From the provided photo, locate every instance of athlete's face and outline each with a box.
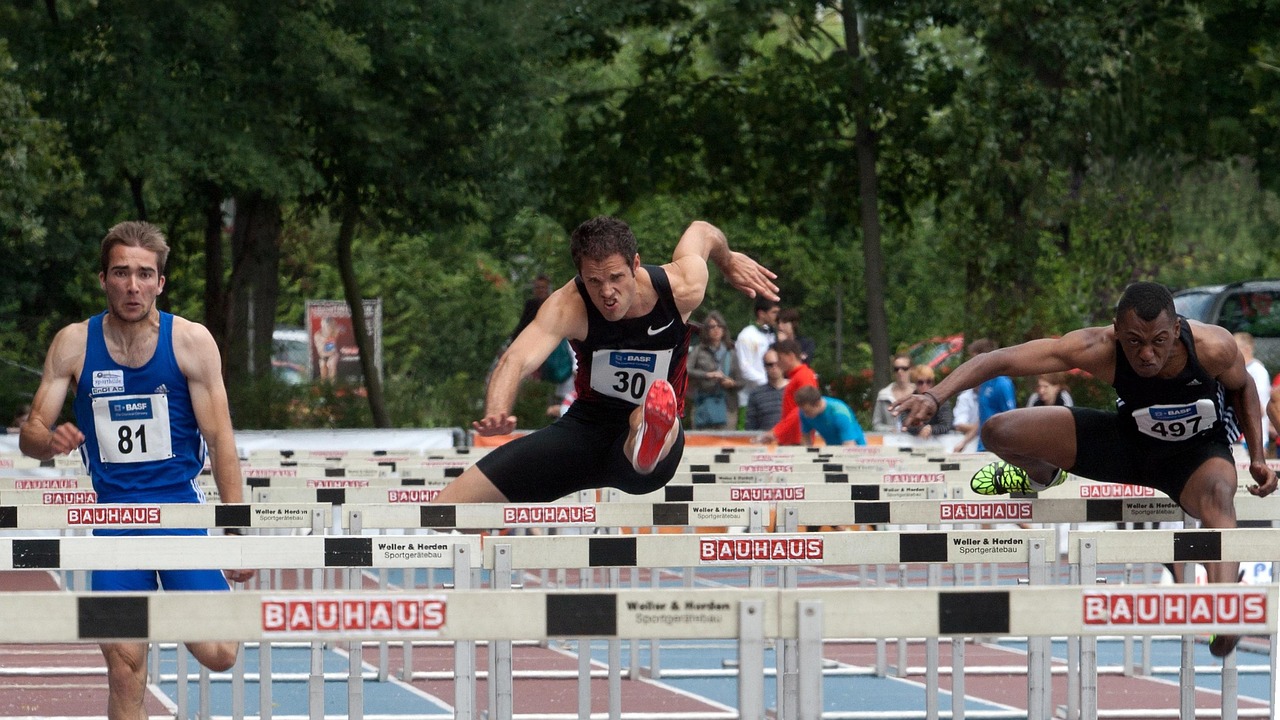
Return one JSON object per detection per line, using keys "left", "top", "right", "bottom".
{"left": 1115, "top": 308, "right": 1179, "bottom": 378}
{"left": 578, "top": 253, "right": 640, "bottom": 321}
{"left": 100, "top": 245, "right": 165, "bottom": 324}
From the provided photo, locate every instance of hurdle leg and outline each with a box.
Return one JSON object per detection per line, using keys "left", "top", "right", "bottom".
{"left": 491, "top": 545, "right": 515, "bottom": 720}
{"left": 176, "top": 645, "right": 190, "bottom": 720}
{"left": 1078, "top": 538, "right": 1098, "bottom": 720}
{"left": 796, "top": 600, "right": 824, "bottom": 720}
{"left": 1221, "top": 649, "right": 1238, "bottom": 720}
{"left": 452, "top": 543, "right": 476, "bottom": 720}
{"left": 739, "top": 599, "right": 766, "bottom": 720}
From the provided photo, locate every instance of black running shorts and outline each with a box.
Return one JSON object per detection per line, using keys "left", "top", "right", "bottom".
{"left": 477, "top": 401, "right": 686, "bottom": 503}
{"left": 1068, "top": 407, "right": 1234, "bottom": 508}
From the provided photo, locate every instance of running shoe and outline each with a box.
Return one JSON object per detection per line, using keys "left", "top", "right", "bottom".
{"left": 1210, "top": 634, "right": 1240, "bottom": 658}
{"left": 970, "top": 461, "right": 1066, "bottom": 495}
{"left": 632, "top": 379, "right": 677, "bottom": 474}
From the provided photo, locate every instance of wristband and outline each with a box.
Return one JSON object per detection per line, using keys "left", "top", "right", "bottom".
{"left": 916, "top": 390, "right": 940, "bottom": 407}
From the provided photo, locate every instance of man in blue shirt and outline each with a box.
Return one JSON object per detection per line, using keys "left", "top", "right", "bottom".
{"left": 795, "top": 385, "right": 867, "bottom": 446}
{"left": 969, "top": 338, "right": 1017, "bottom": 451}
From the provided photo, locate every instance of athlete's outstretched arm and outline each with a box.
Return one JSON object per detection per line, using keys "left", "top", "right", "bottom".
{"left": 20, "top": 323, "right": 88, "bottom": 460}
{"left": 666, "top": 221, "right": 779, "bottom": 317}
{"left": 477, "top": 287, "right": 586, "bottom": 436}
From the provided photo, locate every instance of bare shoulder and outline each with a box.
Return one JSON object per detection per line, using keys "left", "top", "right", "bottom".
{"left": 1056, "top": 325, "right": 1117, "bottom": 376}
{"left": 537, "top": 282, "right": 589, "bottom": 340}
{"left": 46, "top": 321, "right": 90, "bottom": 377}
{"left": 171, "top": 316, "right": 223, "bottom": 378}
{"left": 1186, "top": 319, "right": 1237, "bottom": 373}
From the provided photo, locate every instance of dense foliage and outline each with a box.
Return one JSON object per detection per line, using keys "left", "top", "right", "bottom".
{"left": 2, "top": 2, "right": 1279, "bottom": 429}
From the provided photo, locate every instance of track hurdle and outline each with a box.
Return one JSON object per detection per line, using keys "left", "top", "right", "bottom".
{"left": 0, "top": 533, "right": 479, "bottom": 720}
{"left": 1070, "top": 527, "right": 1280, "bottom": 720}
{"left": 3, "top": 584, "right": 1269, "bottom": 720}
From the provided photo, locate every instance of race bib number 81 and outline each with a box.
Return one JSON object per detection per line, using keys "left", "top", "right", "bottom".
{"left": 92, "top": 393, "right": 175, "bottom": 463}
{"left": 590, "top": 349, "right": 673, "bottom": 403}
{"left": 1132, "top": 399, "right": 1217, "bottom": 441}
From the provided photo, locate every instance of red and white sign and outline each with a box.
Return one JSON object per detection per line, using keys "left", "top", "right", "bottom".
{"left": 1079, "top": 484, "right": 1156, "bottom": 498}
{"left": 67, "top": 506, "right": 161, "bottom": 526}
{"left": 883, "top": 472, "right": 945, "bottom": 484}
{"left": 306, "top": 479, "right": 370, "bottom": 488}
{"left": 43, "top": 491, "right": 97, "bottom": 505}
{"left": 1083, "top": 590, "right": 1267, "bottom": 627}
{"left": 15, "top": 479, "right": 81, "bottom": 489}
{"left": 503, "top": 505, "right": 596, "bottom": 525}
{"left": 699, "top": 536, "right": 824, "bottom": 564}
{"left": 940, "top": 502, "right": 1033, "bottom": 521}
{"left": 738, "top": 464, "right": 794, "bottom": 473}
{"left": 729, "top": 486, "right": 805, "bottom": 502}
{"left": 263, "top": 595, "right": 446, "bottom": 635}
{"left": 387, "top": 489, "right": 441, "bottom": 503}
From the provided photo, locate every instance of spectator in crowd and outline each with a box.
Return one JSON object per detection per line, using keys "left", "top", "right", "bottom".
{"left": 734, "top": 297, "right": 779, "bottom": 417}
{"left": 905, "top": 365, "right": 952, "bottom": 440}
{"left": 1235, "top": 332, "right": 1273, "bottom": 451}
{"left": 872, "top": 353, "right": 915, "bottom": 432}
{"left": 775, "top": 307, "right": 816, "bottom": 364}
{"left": 951, "top": 387, "right": 980, "bottom": 452}
{"left": 1025, "top": 372, "right": 1074, "bottom": 408}
{"left": 752, "top": 339, "right": 818, "bottom": 445}
{"left": 686, "top": 310, "right": 742, "bottom": 429}
{"left": 745, "top": 349, "right": 787, "bottom": 431}
{"left": 795, "top": 385, "right": 867, "bottom": 446}
{"left": 946, "top": 338, "right": 1016, "bottom": 451}
{"left": 511, "top": 274, "right": 551, "bottom": 341}
{"left": 1270, "top": 385, "right": 1280, "bottom": 458}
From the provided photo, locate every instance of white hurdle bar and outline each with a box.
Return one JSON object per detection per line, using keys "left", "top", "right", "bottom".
{"left": 0, "top": 585, "right": 1272, "bottom": 720}
{"left": 1070, "top": 528, "right": 1280, "bottom": 720}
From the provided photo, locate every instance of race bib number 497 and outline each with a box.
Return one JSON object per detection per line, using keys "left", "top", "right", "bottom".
{"left": 1132, "top": 399, "right": 1217, "bottom": 441}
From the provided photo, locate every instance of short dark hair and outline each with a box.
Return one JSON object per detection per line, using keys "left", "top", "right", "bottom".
{"left": 966, "top": 337, "right": 997, "bottom": 356}
{"left": 101, "top": 221, "right": 169, "bottom": 275}
{"left": 772, "top": 338, "right": 803, "bottom": 357}
{"left": 754, "top": 296, "right": 779, "bottom": 316}
{"left": 794, "top": 385, "right": 822, "bottom": 406}
{"left": 570, "top": 216, "right": 637, "bottom": 272}
{"left": 778, "top": 307, "right": 800, "bottom": 325}
{"left": 1116, "top": 282, "right": 1175, "bottom": 323}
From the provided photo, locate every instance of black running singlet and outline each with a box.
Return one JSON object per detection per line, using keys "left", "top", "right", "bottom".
{"left": 571, "top": 265, "right": 691, "bottom": 414}
{"left": 1112, "top": 316, "right": 1236, "bottom": 456}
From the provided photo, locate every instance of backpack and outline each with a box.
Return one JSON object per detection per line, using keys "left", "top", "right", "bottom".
{"left": 541, "top": 340, "right": 574, "bottom": 384}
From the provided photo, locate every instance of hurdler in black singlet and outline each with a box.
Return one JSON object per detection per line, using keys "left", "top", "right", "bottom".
{"left": 570, "top": 264, "right": 691, "bottom": 415}
{"left": 477, "top": 264, "right": 691, "bottom": 502}
{"left": 1112, "top": 316, "right": 1237, "bottom": 453}
{"left": 1068, "top": 316, "right": 1237, "bottom": 504}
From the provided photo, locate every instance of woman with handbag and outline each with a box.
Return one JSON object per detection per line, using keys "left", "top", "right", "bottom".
{"left": 686, "top": 311, "right": 742, "bottom": 429}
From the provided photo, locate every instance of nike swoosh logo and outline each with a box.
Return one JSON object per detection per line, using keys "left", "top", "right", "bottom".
{"left": 647, "top": 320, "right": 674, "bottom": 336}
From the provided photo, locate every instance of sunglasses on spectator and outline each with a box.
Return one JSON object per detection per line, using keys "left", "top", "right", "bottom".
{"left": 894, "top": 366, "right": 910, "bottom": 372}
{"left": 763, "top": 361, "right": 777, "bottom": 367}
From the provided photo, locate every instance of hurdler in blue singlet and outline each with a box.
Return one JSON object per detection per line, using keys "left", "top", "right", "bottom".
{"left": 75, "top": 311, "right": 226, "bottom": 591}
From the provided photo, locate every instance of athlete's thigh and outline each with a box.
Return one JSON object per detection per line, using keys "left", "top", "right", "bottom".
{"left": 479, "top": 412, "right": 623, "bottom": 502}
{"left": 984, "top": 406, "right": 1078, "bottom": 468}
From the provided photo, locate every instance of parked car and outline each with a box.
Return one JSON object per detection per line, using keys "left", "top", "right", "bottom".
{"left": 1173, "top": 279, "right": 1280, "bottom": 383}
{"left": 905, "top": 333, "right": 965, "bottom": 373}
{"left": 272, "top": 327, "right": 311, "bottom": 385}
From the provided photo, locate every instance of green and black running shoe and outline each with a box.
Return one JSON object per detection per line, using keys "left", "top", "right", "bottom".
{"left": 970, "top": 461, "right": 1066, "bottom": 495}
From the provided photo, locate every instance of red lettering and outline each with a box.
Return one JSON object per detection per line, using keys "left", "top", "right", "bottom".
{"left": 1109, "top": 595, "right": 1133, "bottom": 624}
{"left": 287, "top": 602, "right": 314, "bottom": 631}
{"left": 262, "top": 602, "right": 287, "bottom": 631}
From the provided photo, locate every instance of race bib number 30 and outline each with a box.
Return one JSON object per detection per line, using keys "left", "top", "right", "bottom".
{"left": 92, "top": 393, "right": 175, "bottom": 463}
{"left": 590, "top": 349, "right": 673, "bottom": 403}
{"left": 1132, "top": 399, "right": 1217, "bottom": 441}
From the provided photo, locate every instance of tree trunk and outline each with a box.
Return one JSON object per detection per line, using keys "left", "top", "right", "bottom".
{"left": 841, "top": 4, "right": 891, "bottom": 389}
{"left": 336, "top": 204, "right": 392, "bottom": 427}
{"left": 202, "top": 189, "right": 228, "bottom": 352}
{"left": 225, "top": 194, "right": 283, "bottom": 387}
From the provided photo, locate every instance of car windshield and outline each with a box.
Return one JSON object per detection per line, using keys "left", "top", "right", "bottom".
{"left": 1173, "top": 292, "right": 1215, "bottom": 322}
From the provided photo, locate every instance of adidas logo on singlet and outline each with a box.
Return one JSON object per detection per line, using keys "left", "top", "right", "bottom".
{"left": 1186, "top": 379, "right": 1202, "bottom": 386}
{"left": 154, "top": 384, "right": 169, "bottom": 394}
